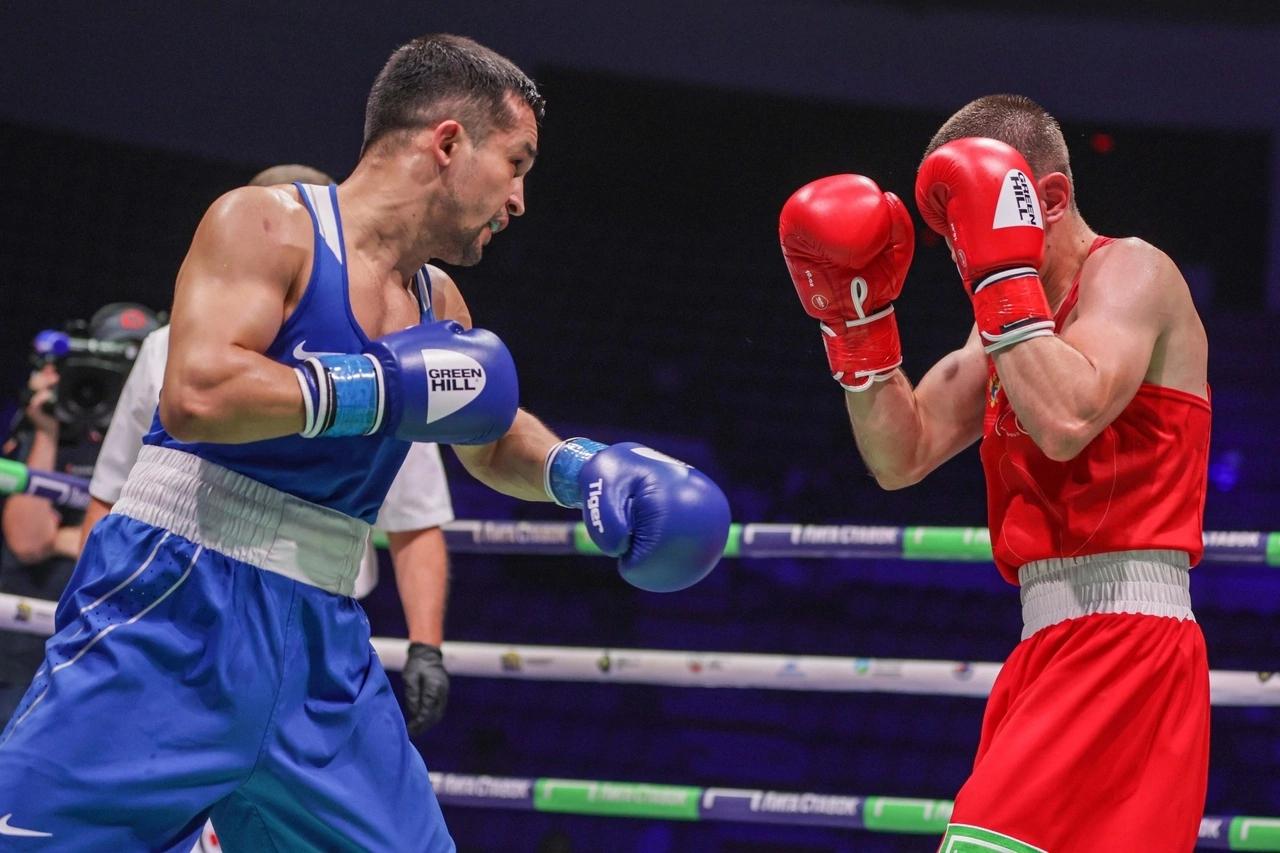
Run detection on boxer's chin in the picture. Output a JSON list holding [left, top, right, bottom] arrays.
[[457, 227, 490, 267], [436, 228, 486, 267]]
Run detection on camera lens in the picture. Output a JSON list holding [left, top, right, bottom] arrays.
[[53, 357, 126, 433], [71, 378, 104, 409]]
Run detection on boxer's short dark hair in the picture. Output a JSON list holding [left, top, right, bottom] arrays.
[[362, 33, 544, 157], [924, 94, 1072, 184]]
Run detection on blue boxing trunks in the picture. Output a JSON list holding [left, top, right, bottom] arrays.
[[0, 445, 454, 852]]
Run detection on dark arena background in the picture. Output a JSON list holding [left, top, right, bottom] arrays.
[[1, 2, 1278, 851]]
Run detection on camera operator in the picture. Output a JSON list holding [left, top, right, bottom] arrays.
[[0, 302, 160, 723]]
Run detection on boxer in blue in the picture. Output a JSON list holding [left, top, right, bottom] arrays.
[[0, 34, 730, 851]]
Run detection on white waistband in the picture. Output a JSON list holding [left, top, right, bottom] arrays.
[[1018, 550, 1193, 640], [114, 445, 369, 596]]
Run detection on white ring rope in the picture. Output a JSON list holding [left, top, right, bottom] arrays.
[[3, 594, 1275, 706]]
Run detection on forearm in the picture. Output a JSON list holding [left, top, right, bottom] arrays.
[[2, 430, 62, 561], [453, 409, 560, 502], [79, 497, 112, 552], [844, 334, 987, 489], [992, 336, 1112, 460], [389, 528, 448, 646], [843, 372, 933, 489], [161, 345, 305, 443]]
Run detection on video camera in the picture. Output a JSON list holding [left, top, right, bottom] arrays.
[[25, 303, 163, 438]]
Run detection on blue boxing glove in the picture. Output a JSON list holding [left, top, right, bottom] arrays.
[[545, 438, 731, 592], [294, 320, 518, 444]]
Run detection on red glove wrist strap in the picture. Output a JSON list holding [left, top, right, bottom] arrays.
[[820, 306, 902, 392], [970, 270, 1055, 353]]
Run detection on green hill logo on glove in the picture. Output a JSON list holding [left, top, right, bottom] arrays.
[[420, 349, 488, 423]]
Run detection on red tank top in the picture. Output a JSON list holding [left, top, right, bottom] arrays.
[[981, 236, 1211, 584]]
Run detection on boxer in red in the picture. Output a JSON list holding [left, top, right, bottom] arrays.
[[780, 94, 1210, 851]]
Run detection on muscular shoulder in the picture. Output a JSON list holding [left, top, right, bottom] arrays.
[[425, 264, 473, 329], [1074, 236, 1206, 390], [195, 186, 312, 275], [1078, 236, 1187, 318]]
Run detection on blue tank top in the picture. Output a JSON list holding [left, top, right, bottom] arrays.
[[145, 183, 438, 523]]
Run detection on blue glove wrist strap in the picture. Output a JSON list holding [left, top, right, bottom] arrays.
[[297, 354, 384, 438], [545, 437, 609, 507]]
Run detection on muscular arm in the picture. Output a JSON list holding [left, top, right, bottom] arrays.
[[846, 326, 989, 489], [388, 527, 448, 646], [160, 187, 310, 443], [427, 268, 560, 501], [991, 240, 1180, 461], [452, 409, 561, 500]]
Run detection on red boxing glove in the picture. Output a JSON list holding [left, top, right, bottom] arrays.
[[780, 175, 914, 391], [915, 137, 1055, 353]]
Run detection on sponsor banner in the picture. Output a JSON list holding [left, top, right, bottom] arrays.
[[370, 519, 1280, 568], [701, 787, 863, 829], [439, 521, 1280, 567], [373, 769, 1280, 850], [741, 524, 901, 558], [1209, 671, 1280, 707], [534, 779, 700, 821], [24, 468, 92, 509], [1198, 816, 1229, 849], [4, 595, 1278, 706], [494, 649, 561, 674], [861, 796, 953, 834], [573, 522, 605, 556], [1202, 530, 1269, 564], [901, 527, 993, 562], [373, 640, 1263, 703], [722, 524, 743, 558], [435, 643, 598, 680], [1232, 816, 1280, 851], [0, 593, 58, 637], [443, 521, 579, 554], [595, 651, 733, 685], [430, 773, 535, 810], [0, 458, 29, 495]]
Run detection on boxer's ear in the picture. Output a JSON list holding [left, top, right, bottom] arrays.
[[428, 120, 465, 166], [1037, 172, 1072, 225]]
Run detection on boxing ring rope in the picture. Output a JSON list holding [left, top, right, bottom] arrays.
[[2, 458, 1277, 565], [3, 461, 1279, 847], [1, 594, 1276, 705], [421, 772, 1276, 851], [418, 519, 1280, 565]]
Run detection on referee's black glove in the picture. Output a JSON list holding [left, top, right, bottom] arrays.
[[402, 642, 450, 735]]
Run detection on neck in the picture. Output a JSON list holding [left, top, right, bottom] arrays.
[[337, 152, 441, 281], [1039, 212, 1098, 313]]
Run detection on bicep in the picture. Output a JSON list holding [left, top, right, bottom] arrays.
[[165, 191, 298, 384], [1056, 247, 1168, 420]]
